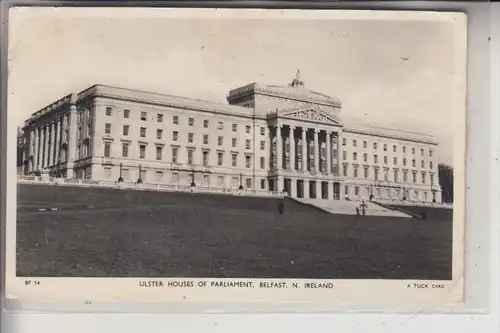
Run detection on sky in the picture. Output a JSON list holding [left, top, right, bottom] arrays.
[[8, 8, 466, 166]]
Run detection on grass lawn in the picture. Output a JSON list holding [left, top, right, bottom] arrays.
[[16, 184, 453, 280]]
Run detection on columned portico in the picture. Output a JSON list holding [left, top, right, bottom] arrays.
[[268, 114, 343, 200]]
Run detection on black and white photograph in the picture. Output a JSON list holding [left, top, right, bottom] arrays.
[[5, 8, 467, 304]]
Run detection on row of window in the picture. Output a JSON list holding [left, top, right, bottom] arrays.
[[104, 142, 266, 169], [342, 151, 434, 169], [342, 164, 434, 184], [105, 107, 266, 135], [345, 185, 433, 201], [104, 167, 261, 190], [342, 138, 434, 157]]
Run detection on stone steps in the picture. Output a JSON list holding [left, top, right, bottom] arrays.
[[297, 198, 412, 218]]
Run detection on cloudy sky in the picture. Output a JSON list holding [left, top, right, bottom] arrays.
[[8, 8, 466, 165]]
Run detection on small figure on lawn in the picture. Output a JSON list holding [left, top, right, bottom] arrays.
[[278, 200, 285, 215], [360, 200, 368, 216]]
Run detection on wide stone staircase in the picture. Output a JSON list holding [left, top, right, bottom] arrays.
[[295, 198, 412, 218]]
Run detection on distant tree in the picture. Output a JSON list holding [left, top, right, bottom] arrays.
[[438, 163, 454, 203], [16, 127, 24, 169]]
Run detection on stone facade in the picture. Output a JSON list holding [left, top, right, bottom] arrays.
[[19, 72, 442, 203]]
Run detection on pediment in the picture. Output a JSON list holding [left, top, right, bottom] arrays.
[[281, 108, 342, 125]]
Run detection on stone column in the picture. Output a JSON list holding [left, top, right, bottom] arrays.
[[67, 96, 78, 178], [55, 118, 61, 162], [35, 127, 41, 170], [303, 179, 310, 199], [314, 129, 319, 173], [316, 180, 322, 199], [326, 131, 331, 174], [336, 133, 341, 176], [301, 128, 307, 172], [48, 122, 54, 166], [28, 130, 34, 171], [276, 125, 282, 170], [42, 126, 47, 168], [289, 178, 296, 197], [289, 125, 295, 171], [328, 180, 334, 200]]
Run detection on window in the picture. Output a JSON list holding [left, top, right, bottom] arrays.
[[384, 156, 388, 164], [404, 171, 408, 182], [122, 142, 129, 158], [394, 169, 399, 182], [156, 146, 162, 160], [421, 160, 425, 168], [260, 141, 265, 150], [429, 149, 433, 157], [374, 155, 378, 163], [122, 169, 129, 181], [218, 122, 224, 130], [124, 109, 130, 118], [260, 127, 265, 135], [188, 118, 194, 126], [363, 153, 367, 162], [140, 127, 146, 138], [412, 147, 415, 154], [203, 135, 209, 145], [364, 167, 368, 178], [156, 129, 163, 140], [203, 151, 209, 166], [421, 148, 424, 156], [106, 107, 112, 116], [403, 146, 406, 153], [232, 124, 237, 132], [363, 141, 367, 148], [343, 164, 348, 176], [383, 144, 387, 151], [173, 115, 179, 124], [412, 159, 416, 167], [139, 144, 146, 159], [232, 138, 237, 148], [217, 152, 224, 166], [353, 152, 357, 161], [104, 142, 111, 157], [342, 138, 347, 146], [157, 113, 163, 123], [140, 111, 147, 121], [218, 136, 223, 146], [430, 174, 434, 184], [353, 140, 357, 147], [155, 171, 163, 182], [355, 186, 359, 196], [343, 151, 347, 160], [172, 147, 178, 163], [188, 133, 194, 144], [232, 153, 237, 167], [412, 172, 417, 183], [104, 167, 112, 178], [430, 161, 433, 169], [122, 125, 129, 136], [422, 172, 426, 184], [373, 142, 378, 149], [393, 157, 397, 165], [246, 125, 251, 133], [403, 158, 407, 166], [245, 155, 251, 168], [393, 145, 397, 152], [105, 123, 111, 134], [187, 150, 194, 165], [260, 179, 266, 190], [246, 178, 252, 189], [246, 139, 251, 149], [353, 166, 358, 178], [172, 131, 178, 141], [203, 120, 209, 128], [374, 168, 379, 181], [344, 186, 349, 195], [260, 157, 265, 169]]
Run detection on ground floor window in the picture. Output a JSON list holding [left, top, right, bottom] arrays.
[[260, 179, 266, 190], [246, 178, 252, 189], [344, 185, 349, 196]]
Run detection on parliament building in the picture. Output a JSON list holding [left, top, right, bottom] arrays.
[[19, 72, 442, 203]]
